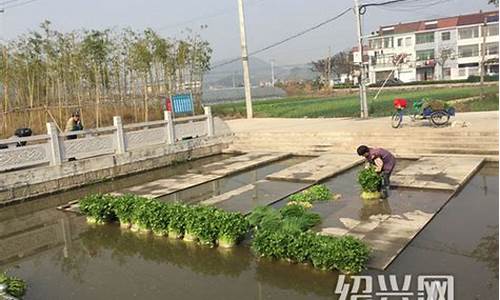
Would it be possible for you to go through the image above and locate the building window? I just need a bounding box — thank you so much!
[486,42,499,55]
[458,27,479,39]
[416,49,435,61]
[490,64,499,74]
[458,68,466,77]
[369,38,383,49]
[443,68,451,79]
[397,38,403,47]
[486,24,499,36]
[441,32,451,41]
[405,37,412,46]
[458,45,479,58]
[383,37,393,48]
[416,32,435,44]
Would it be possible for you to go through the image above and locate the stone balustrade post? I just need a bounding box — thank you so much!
[164,110,176,144]
[46,122,63,166]
[204,106,214,137]
[113,116,126,154]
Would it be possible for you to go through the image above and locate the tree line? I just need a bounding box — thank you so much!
[0,21,212,136]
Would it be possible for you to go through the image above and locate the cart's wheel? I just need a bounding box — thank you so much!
[391,112,402,128]
[430,111,450,127]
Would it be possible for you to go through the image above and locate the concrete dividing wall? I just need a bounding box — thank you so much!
[0,135,232,206]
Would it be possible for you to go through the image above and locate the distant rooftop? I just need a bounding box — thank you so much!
[376,10,499,35]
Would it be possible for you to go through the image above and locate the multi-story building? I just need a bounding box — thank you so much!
[354,10,499,84]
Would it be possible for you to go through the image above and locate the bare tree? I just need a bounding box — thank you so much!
[435,47,455,80]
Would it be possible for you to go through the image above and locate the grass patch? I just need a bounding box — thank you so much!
[212,86,498,118]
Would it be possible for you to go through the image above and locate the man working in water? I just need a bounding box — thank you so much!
[356,145,396,199]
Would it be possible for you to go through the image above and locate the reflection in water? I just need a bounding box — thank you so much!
[358,199,392,220]
[76,225,252,278]
[471,226,499,283]
[255,259,338,297]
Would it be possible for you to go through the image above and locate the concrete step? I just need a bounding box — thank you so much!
[235,131,499,138]
[230,144,498,156]
[232,139,498,150]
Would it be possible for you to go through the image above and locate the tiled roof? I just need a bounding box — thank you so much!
[378,10,498,35]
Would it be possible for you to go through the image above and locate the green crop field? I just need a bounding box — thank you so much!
[212,85,499,119]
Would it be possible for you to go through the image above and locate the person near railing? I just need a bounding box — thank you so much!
[65,112,83,140]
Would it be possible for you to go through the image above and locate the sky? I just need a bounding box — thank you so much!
[0,0,495,67]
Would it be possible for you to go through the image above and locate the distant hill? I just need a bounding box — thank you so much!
[204,58,319,88]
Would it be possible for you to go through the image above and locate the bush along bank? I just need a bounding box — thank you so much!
[0,272,27,299]
[358,167,382,200]
[78,194,249,248]
[248,203,370,274]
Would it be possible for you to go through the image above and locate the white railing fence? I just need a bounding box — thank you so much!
[0,108,219,172]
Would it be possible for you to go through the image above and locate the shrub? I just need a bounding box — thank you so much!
[0,272,27,298]
[217,211,250,248]
[113,194,142,226]
[79,194,116,224]
[288,184,332,203]
[357,167,382,193]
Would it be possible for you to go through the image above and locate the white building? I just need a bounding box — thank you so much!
[354,10,499,84]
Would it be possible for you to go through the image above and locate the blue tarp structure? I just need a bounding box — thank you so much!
[171,93,194,116]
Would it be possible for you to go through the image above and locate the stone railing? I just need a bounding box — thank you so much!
[0,107,221,172]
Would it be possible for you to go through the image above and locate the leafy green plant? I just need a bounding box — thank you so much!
[113,194,142,227]
[217,211,249,248]
[149,202,171,236]
[167,203,188,239]
[310,234,370,274]
[79,194,116,224]
[332,236,371,274]
[357,167,382,193]
[188,206,220,245]
[288,184,332,203]
[252,229,290,259]
[0,272,27,298]
[130,199,158,232]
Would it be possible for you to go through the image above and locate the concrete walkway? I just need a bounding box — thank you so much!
[227,111,498,134]
[227,111,499,159]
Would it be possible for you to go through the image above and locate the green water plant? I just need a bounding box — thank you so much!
[357,166,383,200]
[288,184,332,203]
[79,194,116,224]
[113,194,141,228]
[167,203,188,239]
[130,199,158,232]
[0,272,27,298]
[216,211,249,248]
[149,202,171,236]
[184,205,219,245]
[310,235,370,274]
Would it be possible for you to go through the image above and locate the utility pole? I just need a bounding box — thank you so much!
[327,46,331,87]
[480,16,487,100]
[270,59,275,87]
[237,0,253,118]
[354,0,369,118]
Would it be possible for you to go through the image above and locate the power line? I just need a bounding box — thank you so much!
[211,7,352,69]
[0,0,23,6]
[3,0,40,9]
[155,0,266,32]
